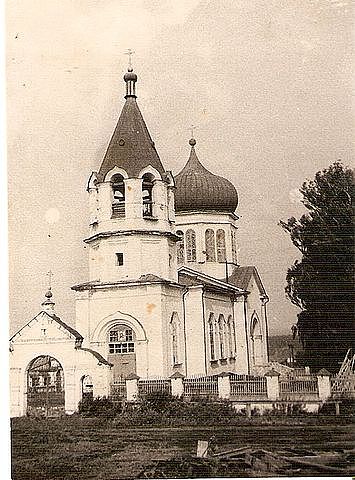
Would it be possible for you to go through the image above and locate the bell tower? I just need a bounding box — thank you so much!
[85,67,177,283]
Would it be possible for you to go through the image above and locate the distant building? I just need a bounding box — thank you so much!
[10,67,269,416]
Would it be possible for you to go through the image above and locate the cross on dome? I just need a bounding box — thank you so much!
[124,49,135,71]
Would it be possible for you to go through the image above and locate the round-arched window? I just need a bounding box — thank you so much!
[108,325,135,354]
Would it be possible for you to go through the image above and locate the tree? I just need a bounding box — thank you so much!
[280,162,354,372]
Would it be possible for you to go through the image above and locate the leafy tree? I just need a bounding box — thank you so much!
[280,162,354,372]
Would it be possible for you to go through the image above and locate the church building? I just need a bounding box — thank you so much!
[9,67,269,417]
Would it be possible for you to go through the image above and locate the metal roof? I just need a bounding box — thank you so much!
[174,140,238,213]
[98,93,165,180]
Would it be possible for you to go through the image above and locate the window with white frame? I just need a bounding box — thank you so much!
[205,229,216,262]
[218,315,226,359]
[208,313,216,361]
[108,325,135,354]
[170,312,181,365]
[227,315,236,357]
[231,231,237,264]
[216,229,226,263]
[176,230,185,264]
[186,229,196,262]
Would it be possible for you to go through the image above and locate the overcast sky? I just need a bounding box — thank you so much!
[7,0,354,336]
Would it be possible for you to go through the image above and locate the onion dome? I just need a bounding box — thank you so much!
[174,138,238,213]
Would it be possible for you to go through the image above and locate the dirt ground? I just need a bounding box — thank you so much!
[11,415,354,479]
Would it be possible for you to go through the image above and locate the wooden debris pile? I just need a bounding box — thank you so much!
[139,442,355,478]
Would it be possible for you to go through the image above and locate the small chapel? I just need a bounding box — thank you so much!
[9,66,269,417]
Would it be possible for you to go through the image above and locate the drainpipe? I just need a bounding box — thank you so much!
[261,295,270,362]
[243,293,251,375]
[182,287,189,377]
[201,287,208,375]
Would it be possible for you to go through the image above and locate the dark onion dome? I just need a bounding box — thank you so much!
[174,139,238,213]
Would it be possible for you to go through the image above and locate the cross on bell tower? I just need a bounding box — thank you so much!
[124,48,135,70]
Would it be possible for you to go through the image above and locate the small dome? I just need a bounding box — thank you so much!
[175,139,238,213]
[124,68,137,82]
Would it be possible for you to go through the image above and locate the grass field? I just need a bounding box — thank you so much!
[11,415,354,479]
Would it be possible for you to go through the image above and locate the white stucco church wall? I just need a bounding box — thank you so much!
[9,66,269,417]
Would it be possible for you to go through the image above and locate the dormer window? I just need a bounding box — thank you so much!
[142,173,154,217]
[111,174,125,218]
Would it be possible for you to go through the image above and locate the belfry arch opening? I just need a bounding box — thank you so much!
[26,355,65,417]
[142,173,154,217]
[111,173,125,217]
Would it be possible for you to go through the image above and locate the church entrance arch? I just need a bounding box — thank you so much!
[26,356,65,417]
[108,324,137,382]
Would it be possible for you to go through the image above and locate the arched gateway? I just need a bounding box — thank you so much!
[26,355,65,417]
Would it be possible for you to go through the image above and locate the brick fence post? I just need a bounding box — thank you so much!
[170,371,185,397]
[218,372,231,400]
[265,369,280,400]
[317,368,331,401]
[126,373,140,402]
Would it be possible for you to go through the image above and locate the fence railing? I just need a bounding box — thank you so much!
[331,374,355,399]
[183,375,218,399]
[107,371,330,403]
[230,374,267,399]
[279,376,318,398]
[138,378,172,397]
[110,381,127,398]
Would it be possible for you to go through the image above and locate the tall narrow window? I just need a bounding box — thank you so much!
[218,315,226,359]
[176,230,185,264]
[205,229,216,262]
[227,315,236,357]
[111,174,125,217]
[170,313,180,365]
[142,173,154,217]
[216,229,226,263]
[208,314,215,361]
[231,231,237,264]
[186,229,196,262]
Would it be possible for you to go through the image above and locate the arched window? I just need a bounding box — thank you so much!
[176,230,185,264]
[170,313,181,365]
[227,315,236,357]
[108,325,135,354]
[142,173,154,217]
[208,313,216,360]
[111,174,125,217]
[205,229,216,262]
[250,314,263,366]
[231,231,237,264]
[186,229,196,262]
[216,229,226,263]
[218,315,226,359]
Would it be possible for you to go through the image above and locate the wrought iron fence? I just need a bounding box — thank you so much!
[229,374,267,399]
[279,376,318,398]
[183,375,218,399]
[138,378,172,397]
